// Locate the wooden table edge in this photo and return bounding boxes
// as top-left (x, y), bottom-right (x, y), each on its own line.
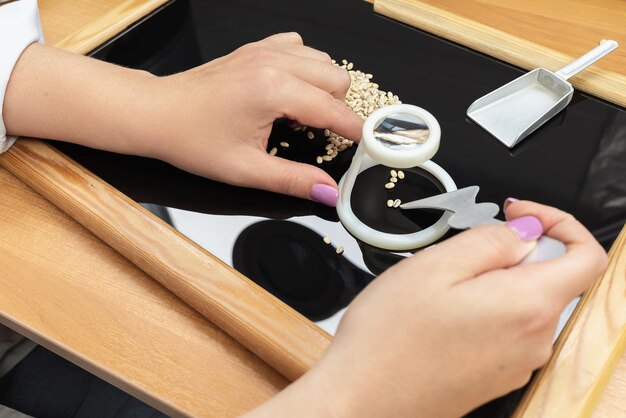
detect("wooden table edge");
top-left (4, 0), bottom-right (331, 384)
top-left (371, 0), bottom-right (626, 108)
top-left (512, 227), bottom-right (626, 417)
top-left (52, 0), bottom-right (173, 55)
top-left (0, 310), bottom-right (187, 416)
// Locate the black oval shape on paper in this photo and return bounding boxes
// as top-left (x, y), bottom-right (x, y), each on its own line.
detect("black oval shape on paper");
top-left (232, 220), bottom-right (374, 322)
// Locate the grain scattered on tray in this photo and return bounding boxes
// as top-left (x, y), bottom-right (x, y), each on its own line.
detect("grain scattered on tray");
top-left (387, 199), bottom-right (394, 208)
top-left (393, 199), bottom-right (401, 208)
top-left (336, 246), bottom-right (344, 255)
top-left (269, 147), bottom-right (277, 156)
top-left (307, 131), bottom-right (315, 140)
top-left (397, 170), bottom-right (405, 179)
top-left (389, 177), bottom-right (398, 183)
top-left (390, 170), bottom-right (398, 178)
top-left (280, 142), bottom-right (289, 148)
top-left (385, 182), bottom-right (395, 190)
top-left (323, 236), bottom-right (332, 245)
top-left (316, 156), bottom-right (323, 164)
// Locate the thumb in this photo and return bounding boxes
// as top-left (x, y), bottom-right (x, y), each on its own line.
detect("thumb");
top-left (407, 217), bottom-right (544, 285)
top-left (244, 151), bottom-right (339, 206)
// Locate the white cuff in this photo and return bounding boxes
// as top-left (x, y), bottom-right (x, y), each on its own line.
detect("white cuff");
top-left (0, 0), bottom-right (44, 153)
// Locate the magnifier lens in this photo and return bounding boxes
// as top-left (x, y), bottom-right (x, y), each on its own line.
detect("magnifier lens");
top-left (373, 112), bottom-right (430, 152)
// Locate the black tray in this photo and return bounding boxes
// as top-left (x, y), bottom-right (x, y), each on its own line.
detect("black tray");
top-left (49, 1), bottom-right (626, 416)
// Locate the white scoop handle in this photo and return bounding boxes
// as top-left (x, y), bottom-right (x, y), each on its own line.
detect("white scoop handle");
top-left (555, 40), bottom-right (618, 80)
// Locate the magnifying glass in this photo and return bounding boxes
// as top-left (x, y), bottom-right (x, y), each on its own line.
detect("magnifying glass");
top-left (337, 104), bottom-right (457, 251)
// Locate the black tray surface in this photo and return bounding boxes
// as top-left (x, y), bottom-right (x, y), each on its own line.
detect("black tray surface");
top-left (47, 1), bottom-right (626, 415)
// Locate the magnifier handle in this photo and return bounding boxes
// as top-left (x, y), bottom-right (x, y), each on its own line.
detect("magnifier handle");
top-left (520, 235), bottom-right (566, 264)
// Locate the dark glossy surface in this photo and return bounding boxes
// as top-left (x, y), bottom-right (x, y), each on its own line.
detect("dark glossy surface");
top-left (48, 0), bottom-right (626, 415)
top-left (81, 0), bottom-right (626, 244)
top-left (54, 0), bottom-right (625, 325)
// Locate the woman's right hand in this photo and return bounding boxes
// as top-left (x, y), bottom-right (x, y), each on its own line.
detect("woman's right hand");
top-left (248, 200), bottom-right (608, 418)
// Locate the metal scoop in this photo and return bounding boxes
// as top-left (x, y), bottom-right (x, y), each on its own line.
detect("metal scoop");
top-left (467, 40), bottom-right (619, 148)
top-left (400, 186), bottom-right (566, 263)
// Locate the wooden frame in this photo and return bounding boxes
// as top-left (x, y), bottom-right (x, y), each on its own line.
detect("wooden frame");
top-left (371, 0), bottom-right (626, 108)
top-left (513, 228), bottom-right (626, 416)
top-left (0, 163), bottom-right (288, 417)
top-left (5, 0), bottom-right (331, 383)
top-left (0, 0), bottom-right (624, 416)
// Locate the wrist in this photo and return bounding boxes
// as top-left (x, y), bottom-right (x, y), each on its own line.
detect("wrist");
top-left (131, 72), bottom-right (194, 163)
top-left (116, 69), bottom-right (165, 158)
top-left (244, 362), bottom-right (350, 418)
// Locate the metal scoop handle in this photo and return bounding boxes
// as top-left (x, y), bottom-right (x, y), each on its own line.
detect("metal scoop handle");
top-left (555, 40), bottom-right (618, 80)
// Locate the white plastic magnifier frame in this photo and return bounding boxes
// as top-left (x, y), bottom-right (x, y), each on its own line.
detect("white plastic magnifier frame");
top-left (337, 104), bottom-right (457, 251)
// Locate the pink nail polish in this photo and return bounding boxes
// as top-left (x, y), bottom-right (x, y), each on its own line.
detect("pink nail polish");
top-left (310, 184), bottom-right (338, 207)
top-left (506, 215), bottom-right (543, 241)
top-left (503, 197), bottom-right (519, 210)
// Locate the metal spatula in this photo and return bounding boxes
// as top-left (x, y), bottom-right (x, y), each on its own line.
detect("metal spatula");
top-left (467, 40), bottom-right (619, 148)
top-left (400, 186), bottom-right (566, 263)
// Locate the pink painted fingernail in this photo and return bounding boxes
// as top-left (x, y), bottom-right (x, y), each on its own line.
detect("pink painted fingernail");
top-left (503, 197), bottom-right (519, 210)
top-left (310, 184), bottom-right (338, 207)
top-left (506, 215), bottom-right (543, 241)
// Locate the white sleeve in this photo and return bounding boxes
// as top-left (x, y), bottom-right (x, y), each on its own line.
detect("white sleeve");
top-left (0, 0), bottom-right (44, 153)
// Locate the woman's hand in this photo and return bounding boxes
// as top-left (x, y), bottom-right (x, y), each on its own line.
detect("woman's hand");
top-left (144, 32), bottom-right (362, 206)
top-left (247, 200), bottom-right (608, 418)
top-left (4, 33), bottom-right (362, 206)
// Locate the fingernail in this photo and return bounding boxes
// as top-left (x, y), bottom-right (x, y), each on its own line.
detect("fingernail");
top-left (506, 215), bottom-right (543, 241)
top-left (310, 184), bottom-right (338, 207)
top-left (503, 197), bottom-right (519, 210)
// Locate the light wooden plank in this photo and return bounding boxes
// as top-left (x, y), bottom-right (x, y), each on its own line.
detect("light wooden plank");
top-left (593, 353), bottom-right (626, 417)
top-left (39, 0), bottom-right (170, 53)
top-left (39, 0), bottom-right (116, 45)
top-left (512, 225), bottom-right (626, 417)
top-left (415, 0), bottom-right (626, 76)
top-left (0, 139), bottom-right (332, 382)
top-left (373, 0), bottom-right (626, 108)
top-left (0, 166), bottom-right (287, 417)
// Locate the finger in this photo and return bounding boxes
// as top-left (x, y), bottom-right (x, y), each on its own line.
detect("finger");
top-left (502, 201), bottom-right (608, 304)
top-left (276, 54), bottom-right (351, 101)
top-left (282, 45), bottom-right (332, 63)
top-left (259, 32), bottom-right (304, 46)
top-left (273, 76), bottom-right (363, 141)
top-left (397, 222), bottom-right (540, 286)
top-left (505, 200), bottom-right (597, 245)
top-left (239, 149), bottom-right (339, 205)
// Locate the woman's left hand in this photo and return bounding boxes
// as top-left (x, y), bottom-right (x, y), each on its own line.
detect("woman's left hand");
top-left (143, 32), bottom-right (363, 206)
top-left (4, 33), bottom-right (362, 206)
